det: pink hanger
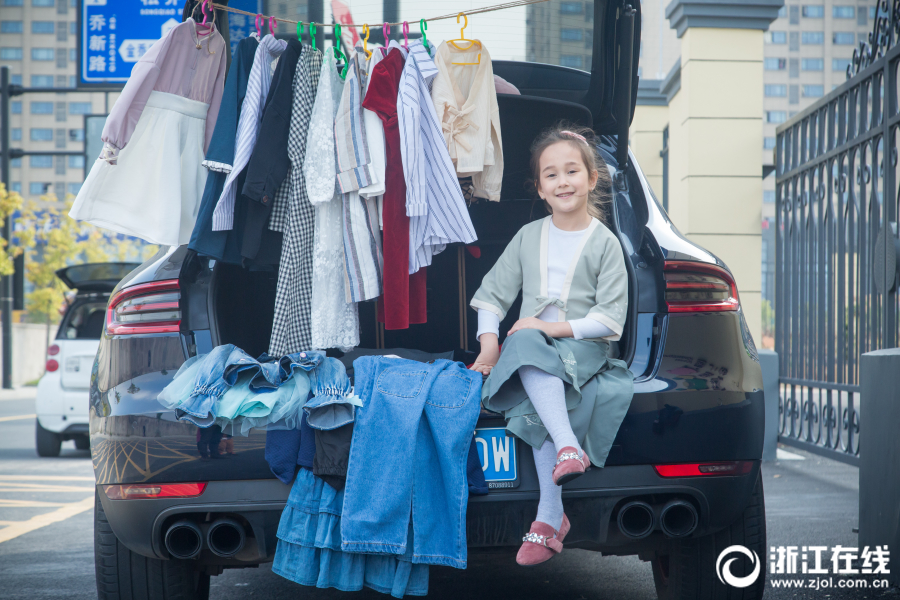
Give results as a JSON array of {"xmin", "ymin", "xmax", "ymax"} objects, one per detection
[
  {"xmin": 402, "ymin": 21, "xmax": 409, "ymax": 50},
  {"xmin": 382, "ymin": 22, "xmax": 390, "ymax": 49},
  {"xmin": 269, "ymin": 16, "xmax": 277, "ymax": 35},
  {"xmin": 255, "ymin": 14, "xmax": 263, "ymax": 37},
  {"xmin": 195, "ymin": 0, "xmax": 214, "ymax": 37}
]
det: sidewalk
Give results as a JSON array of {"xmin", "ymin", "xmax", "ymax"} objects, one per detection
[{"xmin": 0, "ymin": 386, "xmax": 37, "ymax": 402}]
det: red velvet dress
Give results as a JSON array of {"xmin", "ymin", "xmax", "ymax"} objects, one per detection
[{"xmin": 362, "ymin": 49, "xmax": 427, "ymax": 330}]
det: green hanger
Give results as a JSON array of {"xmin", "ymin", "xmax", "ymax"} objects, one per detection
[
  {"xmin": 297, "ymin": 21, "xmax": 303, "ymax": 43},
  {"xmin": 420, "ymin": 19, "xmax": 429, "ymax": 53},
  {"xmin": 310, "ymin": 21, "xmax": 317, "ymax": 52},
  {"xmin": 333, "ymin": 23, "xmax": 348, "ymax": 79}
]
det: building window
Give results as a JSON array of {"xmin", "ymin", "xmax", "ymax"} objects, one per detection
[
  {"xmin": 56, "ymin": 20, "xmax": 67, "ymax": 41},
  {"xmin": 764, "ymin": 191, "xmax": 776, "ymax": 204},
  {"xmin": 68, "ymin": 128, "xmax": 84, "ymax": 142},
  {"xmin": 68, "ymin": 48, "xmax": 76, "ymax": 61},
  {"xmin": 833, "ymin": 32, "xmax": 855, "ymax": 44},
  {"xmin": 29, "ymin": 183, "xmax": 50, "ymax": 196},
  {"xmin": 560, "ymin": 55, "xmax": 583, "ymax": 69},
  {"xmin": 802, "ymin": 32, "xmax": 824, "ymax": 44},
  {"xmin": 1, "ymin": 21, "xmax": 23, "ymax": 33},
  {"xmin": 789, "ymin": 84, "xmax": 799, "ymax": 104},
  {"xmin": 68, "ymin": 75, "xmax": 75, "ymax": 87},
  {"xmin": 31, "ymin": 75, "xmax": 53, "ymax": 87},
  {"xmin": 69, "ymin": 102, "xmax": 92, "ymax": 115},
  {"xmin": 55, "ymin": 128, "xmax": 66, "ymax": 148},
  {"xmin": 802, "ymin": 5, "xmax": 824, "ymax": 17},
  {"xmin": 31, "ymin": 101, "xmax": 53, "ymax": 114},
  {"xmin": 858, "ymin": 6, "xmax": 867, "ymax": 25},
  {"xmin": 68, "ymin": 155, "xmax": 84, "ymax": 169},
  {"xmin": 790, "ymin": 32, "xmax": 800, "ymax": 50},
  {"xmin": 55, "ymin": 156, "xmax": 66, "ymax": 175},
  {"xmin": 764, "ymin": 137, "xmax": 777, "ymax": 150},
  {"xmin": 30, "ymin": 156, "xmax": 53, "ymax": 168},
  {"xmin": 69, "ymin": 21, "xmax": 76, "ymax": 34},
  {"xmin": 767, "ymin": 31, "xmax": 787, "ymax": 44},
  {"xmin": 777, "ymin": 5, "xmax": 786, "ymax": 17},
  {"xmin": 832, "ymin": 5, "xmax": 854, "ymax": 18},
  {"xmin": 789, "ymin": 5, "xmax": 799, "ymax": 23},
  {"xmin": 833, "ymin": 58, "xmax": 851, "ymax": 71},
  {"xmin": 789, "ymin": 58, "xmax": 800, "ymax": 77},
  {"xmin": 31, "ymin": 20, "xmax": 54, "ymax": 33},
  {"xmin": 803, "ymin": 84, "xmax": 824, "ymax": 97},
  {"xmin": 56, "ymin": 48, "xmax": 67, "ymax": 68},
  {"xmin": 767, "ymin": 111, "xmax": 787, "ymax": 124},
  {"xmin": 10, "ymin": 158, "xmax": 21, "ymax": 168},
  {"xmin": 55, "ymin": 101, "xmax": 65, "ymax": 121},
  {"xmin": 10, "ymin": 183, "xmax": 21, "ymax": 193},
  {"xmin": 870, "ymin": 6, "xmax": 878, "ymax": 19},
  {"xmin": 30, "ymin": 128, "xmax": 53, "ymax": 141},
  {"xmin": 801, "ymin": 58, "xmax": 824, "ymax": 70},
  {"xmin": 31, "ymin": 48, "xmax": 55, "ymax": 61},
  {"xmin": 10, "ymin": 74, "xmax": 21, "ymax": 84},
  {"xmin": 0, "ymin": 48, "xmax": 23, "ymax": 60},
  {"xmin": 67, "ymin": 182, "xmax": 81, "ymax": 195},
  {"xmin": 561, "ymin": 28, "xmax": 583, "ymax": 41},
  {"xmin": 11, "ymin": 101, "xmax": 21, "ymax": 114},
  {"xmin": 1, "ymin": 0, "xmax": 24, "ymax": 4},
  {"xmin": 11, "ymin": 128, "xmax": 21, "ymax": 141},
  {"xmin": 559, "ymin": 2, "xmax": 583, "ymax": 13},
  {"xmin": 765, "ymin": 84, "xmax": 787, "ymax": 97},
  {"xmin": 765, "ymin": 58, "xmax": 786, "ymax": 70},
  {"xmin": 32, "ymin": 0, "xmax": 55, "ymax": 5}
]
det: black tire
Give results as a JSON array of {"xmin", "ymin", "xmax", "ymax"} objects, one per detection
[
  {"xmin": 74, "ymin": 435, "xmax": 91, "ymax": 450},
  {"xmin": 95, "ymin": 490, "xmax": 211, "ymax": 600},
  {"xmin": 36, "ymin": 420, "xmax": 61, "ymax": 457},
  {"xmin": 652, "ymin": 472, "xmax": 766, "ymax": 600}
]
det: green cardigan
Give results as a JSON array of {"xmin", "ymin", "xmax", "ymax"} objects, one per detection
[{"xmin": 470, "ymin": 216, "xmax": 629, "ymax": 341}]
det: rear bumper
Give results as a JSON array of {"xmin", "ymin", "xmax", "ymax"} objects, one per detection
[{"xmin": 97, "ymin": 460, "xmax": 761, "ymax": 564}]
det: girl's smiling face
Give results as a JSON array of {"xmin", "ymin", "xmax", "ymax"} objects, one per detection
[{"xmin": 536, "ymin": 141, "xmax": 599, "ymax": 218}]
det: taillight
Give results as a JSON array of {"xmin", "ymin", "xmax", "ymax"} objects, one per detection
[
  {"xmin": 106, "ymin": 280, "xmax": 181, "ymax": 336},
  {"xmin": 45, "ymin": 359, "xmax": 59, "ymax": 372},
  {"xmin": 654, "ymin": 461, "xmax": 753, "ymax": 477},
  {"xmin": 47, "ymin": 344, "xmax": 59, "ymax": 356},
  {"xmin": 104, "ymin": 482, "xmax": 207, "ymax": 500},
  {"xmin": 664, "ymin": 261, "xmax": 740, "ymax": 313}
]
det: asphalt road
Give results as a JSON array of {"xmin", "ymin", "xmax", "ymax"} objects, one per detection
[{"xmin": 0, "ymin": 388, "xmax": 897, "ymax": 600}]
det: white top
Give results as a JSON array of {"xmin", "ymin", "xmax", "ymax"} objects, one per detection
[
  {"xmin": 358, "ymin": 42, "xmax": 401, "ymax": 200},
  {"xmin": 476, "ymin": 219, "xmax": 615, "ymax": 341},
  {"xmin": 431, "ymin": 41, "xmax": 504, "ymax": 201},
  {"xmin": 210, "ymin": 35, "xmax": 286, "ymax": 231},
  {"xmin": 398, "ymin": 41, "xmax": 477, "ymax": 275}
]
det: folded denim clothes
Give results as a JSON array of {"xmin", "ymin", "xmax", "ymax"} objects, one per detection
[
  {"xmin": 304, "ymin": 357, "xmax": 362, "ymax": 431},
  {"xmin": 273, "ymin": 468, "xmax": 429, "ymax": 597},
  {"xmin": 341, "ymin": 357, "xmax": 482, "ymax": 569}
]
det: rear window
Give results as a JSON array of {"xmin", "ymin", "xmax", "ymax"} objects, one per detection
[{"xmin": 57, "ymin": 301, "xmax": 106, "ymax": 340}]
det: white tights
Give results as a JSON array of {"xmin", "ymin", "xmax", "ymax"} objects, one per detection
[{"xmin": 519, "ymin": 365, "xmax": 583, "ymax": 531}]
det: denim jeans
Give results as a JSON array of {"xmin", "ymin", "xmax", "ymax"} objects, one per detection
[{"xmin": 340, "ymin": 357, "xmax": 482, "ymax": 568}]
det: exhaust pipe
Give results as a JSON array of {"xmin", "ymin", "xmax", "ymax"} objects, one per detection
[
  {"xmin": 206, "ymin": 518, "xmax": 245, "ymax": 558},
  {"xmin": 617, "ymin": 500, "xmax": 655, "ymax": 539},
  {"xmin": 659, "ymin": 499, "xmax": 698, "ymax": 538},
  {"xmin": 164, "ymin": 520, "xmax": 203, "ymax": 559}
]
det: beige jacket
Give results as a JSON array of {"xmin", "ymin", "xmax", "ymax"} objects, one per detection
[{"xmin": 431, "ymin": 41, "xmax": 503, "ymax": 201}]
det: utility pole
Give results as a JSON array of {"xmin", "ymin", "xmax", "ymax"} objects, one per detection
[
  {"xmin": 383, "ymin": 0, "xmax": 397, "ymax": 41},
  {"xmin": 0, "ymin": 67, "xmax": 12, "ymax": 389}
]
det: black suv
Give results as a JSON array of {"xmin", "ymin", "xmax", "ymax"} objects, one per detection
[{"xmin": 90, "ymin": 2, "xmax": 765, "ymax": 599}]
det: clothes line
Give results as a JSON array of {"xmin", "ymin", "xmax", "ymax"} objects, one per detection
[{"xmin": 209, "ymin": 0, "xmax": 550, "ymax": 29}]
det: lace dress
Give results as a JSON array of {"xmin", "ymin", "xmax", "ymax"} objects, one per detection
[{"xmin": 304, "ymin": 52, "xmax": 360, "ymax": 351}]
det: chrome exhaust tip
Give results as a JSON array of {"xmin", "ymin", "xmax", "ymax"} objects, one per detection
[
  {"xmin": 659, "ymin": 499, "xmax": 698, "ymax": 538},
  {"xmin": 617, "ymin": 500, "xmax": 655, "ymax": 539},
  {"xmin": 164, "ymin": 520, "xmax": 203, "ymax": 559},
  {"xmin": 206, "ymin": 518, "xmax": 245, "ymax": 558}
]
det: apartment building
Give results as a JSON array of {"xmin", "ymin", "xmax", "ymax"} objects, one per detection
[{"xmin": 0, "ymin": 0, "xmax": 110, "ymax": 203}]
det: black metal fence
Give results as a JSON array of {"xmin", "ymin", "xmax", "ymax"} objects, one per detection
[{"xmin": 775, "ymin": 0, "xmax": 900, "ymax": 465}]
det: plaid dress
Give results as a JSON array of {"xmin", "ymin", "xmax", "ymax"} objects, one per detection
[{"xmin": 267, "ymin": 47, "xmax": 323, "ymax": 356}]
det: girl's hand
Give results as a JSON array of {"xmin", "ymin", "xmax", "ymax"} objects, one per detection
[
  {"xmin": 507, "ymin": 317, "xmax": 548, "ymax": 336},
  {"xmin": 470, "ymin": 334, "xmax": 500, "ymax": 376}
]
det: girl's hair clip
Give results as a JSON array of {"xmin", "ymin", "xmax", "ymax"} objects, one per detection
[{"xmin": 560, "ymin": 130, "xmax": 588, "ymax": 143}]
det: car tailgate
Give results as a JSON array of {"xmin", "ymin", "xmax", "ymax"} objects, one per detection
[{"xmin": 60, "ymin": 339, "xmax": 100, "ymax": 390}]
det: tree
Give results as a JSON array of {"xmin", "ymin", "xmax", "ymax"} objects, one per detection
[{"xmin": 0, "ymin": 183, "xmax": 24, "ymax": 276}]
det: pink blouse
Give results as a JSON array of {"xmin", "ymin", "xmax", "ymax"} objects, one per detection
[{"xmin": 101, "ymin": 18, "xmax": 226, "ymax": 155}]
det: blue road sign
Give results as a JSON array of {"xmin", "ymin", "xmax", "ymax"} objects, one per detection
[{"xmin": 80, "ymin": 0, "xmax": 187, "ymax": 87}]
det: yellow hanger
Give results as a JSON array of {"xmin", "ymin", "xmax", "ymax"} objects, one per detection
[
  {"xmin": 448, "ymin": 12, "xmax": 481, "ymax": 65},
  {"xmin": 361, "ymin": 24, "xmax": 372, "ymax": 59}
]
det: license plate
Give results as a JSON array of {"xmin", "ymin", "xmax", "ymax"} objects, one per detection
[{"xmin": 475, "ymin": 427, "xmax": 519, "ymax": 489}]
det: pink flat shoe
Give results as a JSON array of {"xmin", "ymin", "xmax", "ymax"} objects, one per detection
[
  {"xmin": 516, "ymin": 514, "xmax": 570, "ymax": 566},
  {"xmin": 552, "ymin": 446, "xmax": 591, "ymax": 486}
]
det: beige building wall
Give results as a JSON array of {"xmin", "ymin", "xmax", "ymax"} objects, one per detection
[{"xmin": 629, "ymin": 104, "xmax": 668, "ymax": 198}]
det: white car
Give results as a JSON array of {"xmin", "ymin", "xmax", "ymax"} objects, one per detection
[{"xmin": 35, "ymin": 263, "xmax": 139, "ymax": 457}]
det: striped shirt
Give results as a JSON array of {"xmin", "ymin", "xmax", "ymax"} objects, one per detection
[
  {"xmin": 211, "ymin": 35, "xmax": 286, "ymax": 231},
  {"xmin": 397, "ymin": 42, "xmax": 477, "ymax": 275},
  {"xmin": 334, "ymin": 47, "xmax": 374, "ymax": 193}
]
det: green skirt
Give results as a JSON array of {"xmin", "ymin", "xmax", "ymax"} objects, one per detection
[{"xmin": 481, "ymin": 328, "xmax": 635, "ymax": 468}]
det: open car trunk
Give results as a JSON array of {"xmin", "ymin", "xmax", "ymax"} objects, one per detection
[{"xmin": 209, "ymin": 83, "xmax": 644, "ymax": 366}]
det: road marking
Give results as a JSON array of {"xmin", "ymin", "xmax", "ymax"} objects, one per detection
[
  {"xmin": 0, "ymin": 499, "xmax": 69, "ymax": 508},
  {"xmin": 0, "ymin": 483, "xmax": 94, "ymax": 493},
  {"xmin": 0, "ymin": 496, "xmax": 94, "ymax": 544},
  {"xmin": 776, "ymin": 448, "xmax": 805, "ymax": 460},
  {"xmin": 0, "ymin": 414, "xmax": 35, "ymax": 423},
  {"xmin": 0, "ymin": 476, "xmax": 94, "ymax": 481}
]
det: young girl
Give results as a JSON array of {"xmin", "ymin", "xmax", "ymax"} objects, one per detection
[{"xmin": 469, "ymin": 124, "xmax": 634, "ymax": 566}]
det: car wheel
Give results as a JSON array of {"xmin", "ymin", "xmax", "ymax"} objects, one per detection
[
  {"xmin": 36, "ymin": 420, "xmax": 61, "ymax": 457},
  {"xmin": 75, "ymin": 435, "xmax": 91, "ymax": 450},
  {"xmin": 651, "ymin": 472, "xmax": 766, "ymax": 600},
  {"xmin": 95, "ymin": 490, "xmax": 211, "ymax": 600}
]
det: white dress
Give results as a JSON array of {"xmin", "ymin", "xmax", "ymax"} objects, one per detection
[{"xmin": 304, "ymin": 51, "xmax": 360, "ymax": 351}]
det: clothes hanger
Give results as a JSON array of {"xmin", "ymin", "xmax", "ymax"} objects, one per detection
[
  {"xmin": 192, "ymin": 0, "xmax": 213, "ymax": 37},
  {"xmin": 402, "ymin": 21, "xmax": 409, "ymax": 50},
  {"xmin": 362, "ymin": 24, "xmax": 372, "ymax": 59},
  {"xmin": 253, "ymin": 14, "xmax": 262, "ymax": 39},
  {"xmin": 268, "ymin": 16, "xmax": 277, "ymax": 36},
  {"xmin": 448, "ymin": 12, "xmax": 481, "ymax": 65},
  {"xmin": 310, "ymin": 22, "xmax": 317, "ymax": 52},
  {"xmin": 420, "ymin": 19, "xmax": 429, "ymax": 53},
  {"xmin": 382, "ymin": 23, "xmax": 390, "ymax": 56},
  {"xmin": 297, "ymin": 21, "xmax": 303, "ymax": 43},
  {"xmin": 333, "ymin": 23, "xmax": 348, "ymax": 79}
]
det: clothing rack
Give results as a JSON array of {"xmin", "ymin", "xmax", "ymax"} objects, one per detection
[{"xmin": 209, "ymin": 0, "xmax": 550, "ymax": 29}]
